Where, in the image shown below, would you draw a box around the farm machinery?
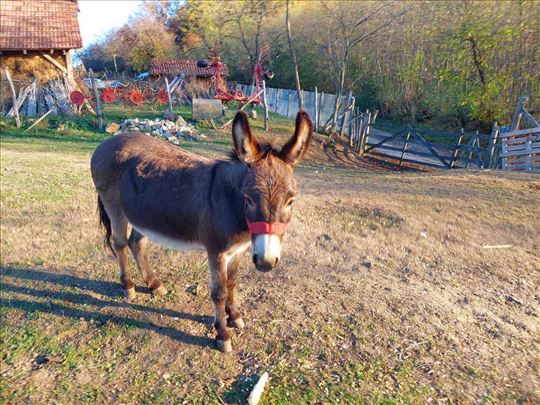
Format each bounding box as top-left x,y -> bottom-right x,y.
208,48 -> 273,107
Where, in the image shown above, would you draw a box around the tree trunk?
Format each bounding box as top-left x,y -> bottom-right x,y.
286,0 -> 303,110
331,54 -> 347,133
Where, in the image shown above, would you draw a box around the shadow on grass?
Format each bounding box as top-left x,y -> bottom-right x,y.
1,266 -> 214,349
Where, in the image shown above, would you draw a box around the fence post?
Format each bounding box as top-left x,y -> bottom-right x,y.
486,123 -> 498,168
314,87 -> 319,133
450,130 -> 464,168
348,96 -> 355,139
359,114 -> 369,155
501,135 -> 508,170
4,68 -> 21,128
340,90 -> 353,138
286,90 -> 292,118
399,131 -> 412,169
89,69 -> 104,130
318,92 -> 324,131
262,80 -> 269,131
164,76 -> 173,113
510,96 -> 528,131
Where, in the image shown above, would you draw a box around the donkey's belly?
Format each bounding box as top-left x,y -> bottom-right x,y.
132,225 -> 205,251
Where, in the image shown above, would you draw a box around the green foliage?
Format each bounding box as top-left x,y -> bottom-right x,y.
79,0 -> 539,130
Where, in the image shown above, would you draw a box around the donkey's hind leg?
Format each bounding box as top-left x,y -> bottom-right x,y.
101,196 -> 136,300
128,229 -> 167,296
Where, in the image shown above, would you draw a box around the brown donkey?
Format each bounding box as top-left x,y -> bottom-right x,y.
91,111 -> 312,352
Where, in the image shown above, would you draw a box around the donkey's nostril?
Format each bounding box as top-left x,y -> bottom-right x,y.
252,254 -> 258,265
273,257 -> 279,267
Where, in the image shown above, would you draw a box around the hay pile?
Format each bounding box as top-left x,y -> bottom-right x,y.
0,53 -> 65,83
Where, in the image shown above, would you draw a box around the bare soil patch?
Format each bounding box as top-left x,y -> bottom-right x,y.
1,136 -> 539,404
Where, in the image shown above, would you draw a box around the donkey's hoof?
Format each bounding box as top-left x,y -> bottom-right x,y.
216,339 -> 232,353
124,287 -> 137,300
232,317 -> 245,329
151,284 -> 168,296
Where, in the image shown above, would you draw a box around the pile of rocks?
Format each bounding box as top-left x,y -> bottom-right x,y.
112,116 -> 205,143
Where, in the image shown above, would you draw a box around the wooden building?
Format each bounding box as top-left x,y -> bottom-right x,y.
0,0 -> 82,83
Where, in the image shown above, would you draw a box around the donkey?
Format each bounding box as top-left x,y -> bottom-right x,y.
90,111 -> 312,352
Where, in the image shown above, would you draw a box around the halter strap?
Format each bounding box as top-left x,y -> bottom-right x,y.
247,221 -> 287,236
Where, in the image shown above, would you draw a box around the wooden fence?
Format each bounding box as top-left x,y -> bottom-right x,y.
360,125 -> 501,170
236,83 -> 351,133
500,127 -> 540,172
499,96 -> 540,172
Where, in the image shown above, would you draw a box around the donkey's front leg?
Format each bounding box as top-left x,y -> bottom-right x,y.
226,255 -> 245,329
208,253 -> 232,352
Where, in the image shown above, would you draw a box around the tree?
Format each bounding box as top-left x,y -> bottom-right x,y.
286,0 -> 303,110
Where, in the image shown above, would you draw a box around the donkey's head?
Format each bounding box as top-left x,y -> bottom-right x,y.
232,111 -> 312,272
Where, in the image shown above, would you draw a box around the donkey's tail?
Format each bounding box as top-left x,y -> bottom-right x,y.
97,195 -> 115,256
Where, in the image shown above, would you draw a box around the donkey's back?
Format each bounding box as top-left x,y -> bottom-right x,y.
91,132 -> 209,192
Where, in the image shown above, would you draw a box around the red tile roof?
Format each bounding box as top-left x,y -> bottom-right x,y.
150,60 -> 229,78
0,0 -> 82,50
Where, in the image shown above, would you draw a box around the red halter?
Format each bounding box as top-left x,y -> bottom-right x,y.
247,221 -> 287,236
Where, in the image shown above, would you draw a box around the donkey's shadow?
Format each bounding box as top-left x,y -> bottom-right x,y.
0,266 -> 214,348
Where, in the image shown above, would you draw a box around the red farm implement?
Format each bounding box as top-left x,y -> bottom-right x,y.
211,48 -> 273,107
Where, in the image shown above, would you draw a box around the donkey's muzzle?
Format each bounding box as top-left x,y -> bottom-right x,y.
252,234 -> 282,272
253,254 -> 279,272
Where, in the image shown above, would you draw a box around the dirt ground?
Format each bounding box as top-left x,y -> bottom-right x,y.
1,132 -> 539,404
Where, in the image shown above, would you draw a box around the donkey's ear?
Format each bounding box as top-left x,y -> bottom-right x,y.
232,112 -> 261,163
280,111 -> 313,166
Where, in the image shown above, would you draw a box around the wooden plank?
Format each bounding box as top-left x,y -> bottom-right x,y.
262,80 -> 269,131
89,70 -> 103,129
164,76 -> 173,112
500,126 -> 540,138
25,109 -> 53,132
314,87 -> 319,132
522,109 -> 540,127
4,68 -> 21,127
500,148 -> 540,157
41,52 -> 67,73
399,132 -> 412,169
450,132 -> 464,168
26,80 -> 37,117
505,134 -> 540,145
510,96 -> 528,131
413,131 -> 451,168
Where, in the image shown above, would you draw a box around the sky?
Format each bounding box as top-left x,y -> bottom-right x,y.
77,0 -> 145,47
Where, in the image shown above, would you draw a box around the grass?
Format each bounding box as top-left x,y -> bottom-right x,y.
1,109 -> 539,404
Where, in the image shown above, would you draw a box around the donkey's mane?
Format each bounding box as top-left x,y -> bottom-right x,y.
227,141 -> 281,162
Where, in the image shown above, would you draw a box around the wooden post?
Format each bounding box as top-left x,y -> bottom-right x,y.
314,87 -> 319,133
89,69 -> 104,130
262,80 -> 269,131
488,124 -> 500,169
510,96 -> 528,131
4,68 -> 21,128
286,90 -> 292,118
27,80 -> 37,117
348,96 -> 356,140
340,90 -> 353,138
450,130 -> 464,168
318,92 -> 324,131
525,133 -> 532,171
164,76 -> 173,112
399,132 -> 412,169
24,109 -> 53,132
501,136 -> 508,170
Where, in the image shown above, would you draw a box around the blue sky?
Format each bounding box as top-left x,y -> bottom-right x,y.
78,0 -> 145,47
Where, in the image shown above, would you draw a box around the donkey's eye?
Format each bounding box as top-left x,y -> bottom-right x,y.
244,195 -> 255,209
286,198 -> 295,208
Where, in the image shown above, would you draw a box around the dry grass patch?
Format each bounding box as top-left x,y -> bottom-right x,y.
1,134 -> 539,404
